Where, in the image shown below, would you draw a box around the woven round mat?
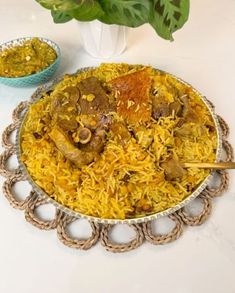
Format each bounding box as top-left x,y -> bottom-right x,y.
0,100 -> 233,253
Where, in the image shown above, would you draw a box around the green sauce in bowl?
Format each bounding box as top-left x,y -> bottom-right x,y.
0,37 -> 57,78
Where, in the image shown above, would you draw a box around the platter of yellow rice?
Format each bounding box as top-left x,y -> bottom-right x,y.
16,63 -> 222,224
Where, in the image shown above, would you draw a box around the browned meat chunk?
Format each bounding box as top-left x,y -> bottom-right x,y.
49,78 -> 114,165
77,77 -> 113,115
161,158 -> 186,181
87,134 -> 104,153
152,95 -> 170,119
77,114 -> 111,154
175,123 -> 206,138
174,123 -> 193,137
79,114 -> 99,131
62,86 -> 80,103
169,100 -> 182,116
79,132 -> 105,154
78,114 -> 112,132
50,76 -> 113,133
152,96 -> 183,119
49,126 -> 95,167
152,94 -> 199,121
110,122 -> 131,144
110,68 -> 152,124
50,86 -> 80,131
133,125 -> 153,148
180,95 -> 198,122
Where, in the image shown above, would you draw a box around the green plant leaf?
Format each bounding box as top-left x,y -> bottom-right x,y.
72,0 -> 104,21
51,10 -> 73,23
35,0 -> 190,41
36,0 -> 104,22
149,0 -> 190,40
98,0 -> 150,27
36,0 -> 77,11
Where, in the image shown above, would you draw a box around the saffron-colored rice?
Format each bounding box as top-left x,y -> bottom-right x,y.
20,63 -> 217,219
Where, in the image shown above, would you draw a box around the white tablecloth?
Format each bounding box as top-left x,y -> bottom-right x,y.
1,1 -> 235,292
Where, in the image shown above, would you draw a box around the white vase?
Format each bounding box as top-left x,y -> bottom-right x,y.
78,20 -> 128,58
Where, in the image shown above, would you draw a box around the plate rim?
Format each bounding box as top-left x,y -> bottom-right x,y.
15,66 -> 223,224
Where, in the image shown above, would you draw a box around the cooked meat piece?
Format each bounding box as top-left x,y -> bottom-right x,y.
180,95 -> 198,122
87,134 -> 104,153
50,86 -> 80,131
152,95 -> 170,119
98,114 -> 112,129
110,68 -> 152,124
161,158 -> 186,181
174,123 -> 192,137
77,77 -> 113,115
51,87 -> 80,111
186,109 -> 199,122
180,95 -> 189,115
175,123 -> 206,138
49,126 -> 95,167
51,106 -> 78,130
110,122 -> 131,144
79,114 -> 99,130
77,113 -> 111,152
62,86 -> 80,104
152,95 -> 182,119
79,133 -> 105,153
78,114 -> 112,132
169,100 -> 182,116
133,125 -> 153,148
54,114 -> 78,131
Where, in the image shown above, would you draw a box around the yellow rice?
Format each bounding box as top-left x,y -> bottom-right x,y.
20,63 -> 217,219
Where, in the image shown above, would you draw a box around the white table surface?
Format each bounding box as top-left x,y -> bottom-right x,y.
1,1 -> 235,293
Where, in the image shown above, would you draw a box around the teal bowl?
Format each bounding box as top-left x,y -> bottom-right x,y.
0,37 -> 61,87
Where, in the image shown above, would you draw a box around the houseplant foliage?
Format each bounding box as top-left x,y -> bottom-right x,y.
36,0 -> 190,41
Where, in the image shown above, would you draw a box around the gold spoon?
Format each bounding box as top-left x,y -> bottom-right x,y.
182,162 -> 235,170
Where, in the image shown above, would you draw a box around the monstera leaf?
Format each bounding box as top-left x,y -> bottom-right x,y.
35,0 -> 190,40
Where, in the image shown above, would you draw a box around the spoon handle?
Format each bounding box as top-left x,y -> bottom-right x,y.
182,162 -> 235,170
